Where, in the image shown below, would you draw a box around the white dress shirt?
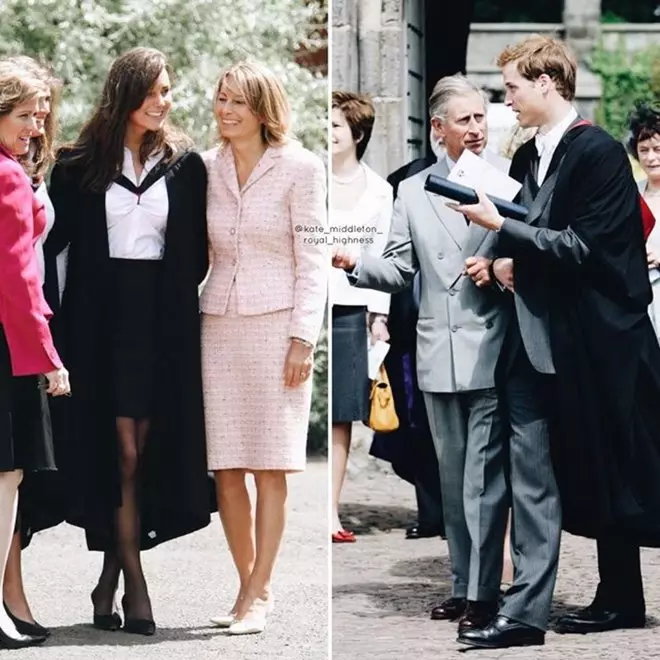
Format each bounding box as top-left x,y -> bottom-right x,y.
105,148 -> 169,259
535,107 -> 578,185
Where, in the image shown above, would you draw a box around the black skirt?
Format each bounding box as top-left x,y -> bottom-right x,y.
0,326 -> 56,473
332,305 -> 370,423
109,258 -> 162,419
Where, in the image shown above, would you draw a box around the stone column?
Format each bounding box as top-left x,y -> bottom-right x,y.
332,0 -> 359,91
563,0 -> 603,121
563,0 -> 602,63
358,0 -> 406,177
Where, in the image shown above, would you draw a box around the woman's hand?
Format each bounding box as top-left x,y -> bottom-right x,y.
369,314 -> 389,345
647,246 -> 660,269
284,338 -> 314,388
45,366 -> 71,397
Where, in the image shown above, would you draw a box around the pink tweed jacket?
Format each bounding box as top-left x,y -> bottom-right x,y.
201,142 -> 328,346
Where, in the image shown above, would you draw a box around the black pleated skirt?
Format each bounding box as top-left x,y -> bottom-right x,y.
0,326 -> 56,473
109,258 -> 162,419
332,305 -> 370,423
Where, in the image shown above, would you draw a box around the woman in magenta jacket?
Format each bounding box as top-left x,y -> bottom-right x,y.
0,61 -> 69,648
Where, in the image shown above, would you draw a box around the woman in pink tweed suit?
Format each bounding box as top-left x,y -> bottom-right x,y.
202,61 -> 327,635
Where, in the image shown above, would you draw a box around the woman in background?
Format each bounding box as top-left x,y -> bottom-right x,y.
46,47 -> 209,635
628,102 -> 660,334
330,92 -> 392,543
202,60 -> 327,635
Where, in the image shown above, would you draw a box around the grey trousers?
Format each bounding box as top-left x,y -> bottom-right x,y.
423,389 -> 506,602
497,346 -> 562,631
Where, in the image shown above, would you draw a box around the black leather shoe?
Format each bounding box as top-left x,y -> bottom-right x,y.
91,589 -> 122,631
0,624 -> 46,649
430,597 -> 467,620
555,605 -> 646,634
457,614 -> 544,649
457,600 -> 498,634
4,602 -> 50,638
406,523 -> 445,540
121,595 -> 156,636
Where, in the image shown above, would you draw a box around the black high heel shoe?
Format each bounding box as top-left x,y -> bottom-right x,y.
121,595 -> 156,636
91,591 -> 122,631
3,602 -> 50,638
0,624 -> 46,649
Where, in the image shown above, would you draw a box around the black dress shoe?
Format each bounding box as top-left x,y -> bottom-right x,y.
555,605 -> 646,634
3,602 -> 50,638
430,597 -> 467,620
406,523 -> 445,540
0,624 -> 47,649
458,614 -> 544,649
121,595 -> 156,636
457,600 -> 498,634
91,590 -> 122,631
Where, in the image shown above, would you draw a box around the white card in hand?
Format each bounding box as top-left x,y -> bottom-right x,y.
368,340 -> 390,380
447,149 -> 521,202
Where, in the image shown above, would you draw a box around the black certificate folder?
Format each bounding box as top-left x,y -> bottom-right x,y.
424,174 -> 529,222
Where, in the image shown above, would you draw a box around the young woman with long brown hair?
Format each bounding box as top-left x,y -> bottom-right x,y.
46,47 -> 210,635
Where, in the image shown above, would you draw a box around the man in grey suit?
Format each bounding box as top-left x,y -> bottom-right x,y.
332,75 -> 510,633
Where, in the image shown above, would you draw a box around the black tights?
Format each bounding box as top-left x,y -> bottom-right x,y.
92,417 -> 152,620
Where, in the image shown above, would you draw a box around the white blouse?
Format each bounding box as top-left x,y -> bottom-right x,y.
105,148 -> 169,259
33,181 -> 55,284
330,164 -> 392,314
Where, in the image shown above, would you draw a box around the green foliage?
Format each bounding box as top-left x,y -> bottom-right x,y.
0,0 -> 329,454
307,318 -> 328,455
0,0 -> 327,154
590,39 -> 660,141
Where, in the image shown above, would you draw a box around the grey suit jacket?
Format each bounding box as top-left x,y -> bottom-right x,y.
350,151 -> 511,393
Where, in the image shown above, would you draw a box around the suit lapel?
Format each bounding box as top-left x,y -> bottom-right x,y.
241,146 -> 280,194
424,159 -> 468,249
525,116 -> 587,226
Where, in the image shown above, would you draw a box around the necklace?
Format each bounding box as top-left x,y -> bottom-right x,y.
646,187 -> 660,198
333,165 -> 363,185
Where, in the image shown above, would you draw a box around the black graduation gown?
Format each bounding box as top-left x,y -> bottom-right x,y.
44,149 -> 214,551
500,125 -> 660,546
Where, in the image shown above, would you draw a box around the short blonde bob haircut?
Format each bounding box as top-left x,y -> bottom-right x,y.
215,60 -> 291,146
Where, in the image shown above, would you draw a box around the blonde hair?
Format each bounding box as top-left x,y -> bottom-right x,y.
500,123 -> 537,159
0,61 -> 47,153
1,56 -> 61,181
496,35 -> 577,102
215,61 -> 290,146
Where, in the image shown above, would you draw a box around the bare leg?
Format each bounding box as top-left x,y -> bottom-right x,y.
234,470 -> 287,620
0,471 -> 24,637
115,417 -> 152,621
331,422 -> 352,533
214,470 -> 255,613
3,531 -> 35,623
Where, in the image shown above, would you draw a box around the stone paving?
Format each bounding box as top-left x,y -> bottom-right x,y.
332,425 -> 660,660
12,459 -> 329,659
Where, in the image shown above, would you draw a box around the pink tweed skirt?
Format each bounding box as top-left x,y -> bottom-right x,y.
201,299 -> 313,471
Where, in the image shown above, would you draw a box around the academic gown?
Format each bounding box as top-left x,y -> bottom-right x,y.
500,124 -> 660,546
43,149 -> 214,550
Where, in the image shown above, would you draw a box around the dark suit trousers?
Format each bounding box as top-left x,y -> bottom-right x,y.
496,325 -> 562,631
595,537 -> 645,614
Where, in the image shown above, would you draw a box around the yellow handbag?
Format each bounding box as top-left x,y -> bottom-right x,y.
368,365 -> 399,432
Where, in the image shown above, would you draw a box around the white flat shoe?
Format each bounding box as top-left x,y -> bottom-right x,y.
226,597 -> 269,636
209,613 -> 235,628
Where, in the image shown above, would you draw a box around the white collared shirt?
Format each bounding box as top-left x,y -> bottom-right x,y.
535,107 -> 578,185
105,148 -> 169,259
